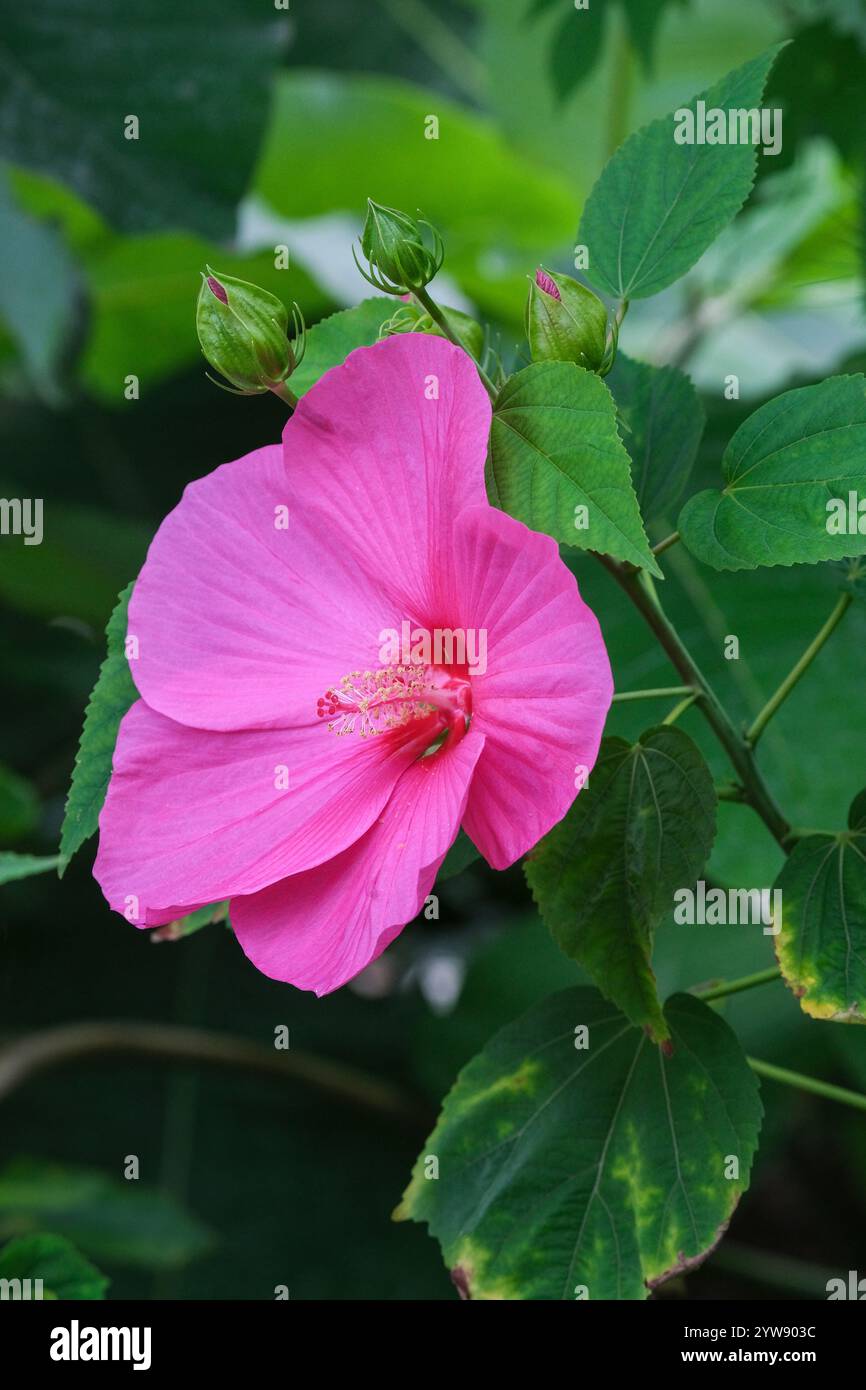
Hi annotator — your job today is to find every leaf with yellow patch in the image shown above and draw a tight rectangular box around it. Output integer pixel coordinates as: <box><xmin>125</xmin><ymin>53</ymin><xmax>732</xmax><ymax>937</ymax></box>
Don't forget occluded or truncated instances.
<box><xmin>396</xmin><ymin>988</ymin><xmax>761</xmax><ymax>1300</ymax></box>
<box><xmin>774</xmin><ymin>790</ymin><xmax>866</xmax><ymax>1023</ymax></box>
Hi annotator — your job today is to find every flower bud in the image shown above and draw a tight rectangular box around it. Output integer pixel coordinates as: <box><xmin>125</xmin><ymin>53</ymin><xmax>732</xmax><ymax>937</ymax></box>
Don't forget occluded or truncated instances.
<box><xmin>355</xmin><ymin>199</ymin><xmax>444</xmax><ymax>294</ymax></box>
<box><xmin>526</xmin><ymin>268</ymin><xmax>608</xmax><ymax>372</ymax></box>
<box><xmin>196</xmin><ymin>267</ymin><xmax>302</xmax><ymax>395</ymax></box>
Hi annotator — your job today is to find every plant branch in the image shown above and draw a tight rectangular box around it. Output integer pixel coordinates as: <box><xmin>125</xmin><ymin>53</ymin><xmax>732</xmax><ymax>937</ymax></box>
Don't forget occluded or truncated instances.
<box><xmin>0</xmin><ymin>1022</ymin><xmax>433</xmax><ymax>1131</ymax></box>
<box><xmin>602</xmin><ymin>297</ymin><xmax>629</xmax><ymax>373</ymax></box>
<box><xmin>716</xmin><ymin>781</ymin><xmax>747</xmax><ymax>802</ymax></box>
<box><xmin>746</xmin><ymin>592</ymin><xmax>852</xmax><ymax>746</ymax></box>
<box><xmin>747</xmin><ymin>1056</ymin><xmax>866</xmax><ymax>1113</ymax></box>
<box><xmin>269</xmin><ymin>380</ymin><xmax>298</xmax><ymax>409</ymax></box>
<box><xmin>413</xmin><ymin>286</ymin><xmax>498</xmax><ymax>399</ymax></box>
<box><xmin>651</xmin><ymin>529</ymin><xmax>680</xmax><ymax>558</ymax></box>
<box><xmin>662</xmin><ymin>691</ymin><xmax>699</xmax><ymax>725</ymax></box>
<box><xmin>611</xmin><ymin>685</ymin><xmax>695</xmax><ymax>702</ymax></box>
<box><xmin>600</xmin><ymin>558</ymin><xmax>790</xmax><ymax>847</ymax></box>
<box><xmin>695</xmin><ymin>966</ymin><xmax>781</xmax><ymax>1002</ymax></box>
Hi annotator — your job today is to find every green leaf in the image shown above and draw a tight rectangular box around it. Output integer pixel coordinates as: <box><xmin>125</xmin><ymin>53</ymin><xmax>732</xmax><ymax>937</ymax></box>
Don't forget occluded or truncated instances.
<box><xmin>0</xmin><ymin>1159</ymin><xmax>212</xmax><ymax>1271</ymax></box>
<box><xmin>0</xmin><ymin>169</ymin><xmax>80</xmax><ymax>402</ymax></box>
<box><xmin>0</xmin><ymin>1</ymin><xmax>288</xmax><ymax>236</ymax></box>
<box><xmin>622</xmin><ymin>0</ymin><xmax>680</xmax><ymax>69</ymax></box>
<box><xmin>608</xmin><ymin>352</ymin><xmax>706</xmax><ymax>521</ymax></box>
<box><xmin>436</xmin><ymin>830</ymin><xmax>480</xmax><ymax>884</ymax></box>
<box><xmin>291</xmin><ymin>300</ymin><xmax>395</xmax><ymax>398</ymax></box>
<box><xmin>396</xmin><ymin>987</ymin><xmax>762</xmax><ymax>1300</ymax></box>
<box><xmin>525</xmin><ymin>727</ymin><xmax>717</xmax><ymax>1041</ymax></box>
<box><xmin>578</xmin><ymin>46</ymin><xmax>784</xmax><ymax>299</ymax></box>
<box><xmin>774</xmin><ymin>791</ymin><xmax>866</xmax><ymax>1024</ymax></box>
<box><xmin>0</xmin><ymin>853</ymin><xmax>62</xmax><ymax>885</ymax></box>
<box><xmin>59</xmin><ymin>583</ymin><xmax>137</xmax><ymax>870</ymax></box>
<box><xmin>487</xmin><ymin>361</ymin><xmax>660</xmax><ymax>573</ymax></box>
<box><xmin>549</xmin><ymin>5</ymin><xmax>606</xmax><ymax>105</ymax></box>
<box><xmin>678</xmin><ymin>375</ymin><xmax>866</xmax><ymax>571</ymax></box>
<box><xmin>0</xmin><ymin>1233</ymin><xmax>108</xmax><ymax>1300</ymax></box>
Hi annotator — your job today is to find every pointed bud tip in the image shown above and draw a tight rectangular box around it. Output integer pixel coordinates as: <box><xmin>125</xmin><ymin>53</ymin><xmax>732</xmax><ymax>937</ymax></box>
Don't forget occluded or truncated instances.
<box><xmin>206</xmin><ymin>274</ymin><xmax>229</xmax><ymax>305</ymax></box>
<box><xmin>535</xmin><ymin>269</ymin><xmax>561</xmax><ymax>300</ymax></box>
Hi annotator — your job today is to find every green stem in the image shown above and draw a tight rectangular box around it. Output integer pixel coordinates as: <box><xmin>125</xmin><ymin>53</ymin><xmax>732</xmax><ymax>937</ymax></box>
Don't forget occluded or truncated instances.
<box><xmin>652</xmin><ymin>529</ymin><xmax>680</xmax><ymax>558</ymax></box>
<box><xmin>696</xmin><ymin>966</ymin><xmax>781</xmax><ymax>1003</ymax></box>
<box><xmin>747</xmin><ymin>1056</ymin><xmax>866</xmax><ymax>1113</ymax></box>
<box><xmin>601</xmin><ymin>297</ymin><xmax>629</xmax><ymax>374</ymax></box>
<box><xmin>373</xmin><ymin>0</ymin><xmax>486</xmax><ymax>104</ymax></box>
<box><xmin>716</xmin><ymin>781</ymin><xmax>747</xmax><ymax>802</ymax></box>
<box><xmin>746</xmin><ymin>592</ymin><xmax>852</xmax><ymax>746</ymax></box>
<box><xmin>269</xmin><ymin>380</ymin><xmax>298</xmax><ymax>409</ymax></box>
<box><xmin>611</xmin><ymin>685</ymin><xmax>695</xmax><ymax>702</ymax></box>
<box><xmin>662</xmin><ymin>691</ymin><xmax>699</xmax><ymax>725</ymax></box>
<box><xmin>784</xmin><ymin>826</ymin><xmax>832</xmax><ymax>844</ymax></box>
<box><xmin>601</xmin><ymin>560</ymin><xmax>790</xmax><ymax>847</ymax></box>
<box><xmin>414</xmin><ymin>286</ymin><xmax>498</xmax><ymax>399</ymax></box>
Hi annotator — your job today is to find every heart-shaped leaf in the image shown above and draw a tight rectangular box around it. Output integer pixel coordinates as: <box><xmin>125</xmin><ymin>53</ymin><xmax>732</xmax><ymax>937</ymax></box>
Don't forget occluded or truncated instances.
<box><xmin>396</xmin><ymin>987</ymin><xmax>762</xmax><ymax>1300</ymax></box>
<box><xmin>679</xmin><ymin>375</ymin><xmax>866</xmax><ymax>571</ymax></box>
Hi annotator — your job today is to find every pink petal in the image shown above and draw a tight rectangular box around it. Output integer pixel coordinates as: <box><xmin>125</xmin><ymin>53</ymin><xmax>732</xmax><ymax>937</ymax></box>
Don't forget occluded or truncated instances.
<box><xmin>206</xmin><ymin>275</ymin><xmax>228</xmax><ymax>304</ymax></box>
<box><xmin>231</xmin><ymin>728</ymin><xmax>485</xmax><ymax>993</ymax></box>
<box><xmin>442</xmin><ymin>505</ymin><xmax>613</xmax><ymax>869</ymax></box>
<box><xmin>94</xmin><ymin>699</ymin><xmax>442</xmax><ymax>922</ymax></box>
<box><xmin>535</xmin><ymin>268</ymin><xmax>561</xmax><ymax>300</ymax></box>
<box><xmin>128</xmin><ymin>335</ymin><xmax>491</xmax><ymax>731</ymax></box>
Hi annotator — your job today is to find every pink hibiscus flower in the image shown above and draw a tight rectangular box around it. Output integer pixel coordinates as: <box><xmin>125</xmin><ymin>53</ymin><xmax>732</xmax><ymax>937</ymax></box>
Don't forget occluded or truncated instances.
<box><xmin>94</xmin><ymin>334</ymin><xmax>613</xmax><ymax>993</ymax></box>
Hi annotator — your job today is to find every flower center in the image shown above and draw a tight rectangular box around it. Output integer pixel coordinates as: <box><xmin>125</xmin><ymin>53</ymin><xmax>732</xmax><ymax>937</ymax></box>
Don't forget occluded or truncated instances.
<box><xmin>317</xmin><ymin>663</ymin><xmax>471</xmax><ymax>746</ymax></box>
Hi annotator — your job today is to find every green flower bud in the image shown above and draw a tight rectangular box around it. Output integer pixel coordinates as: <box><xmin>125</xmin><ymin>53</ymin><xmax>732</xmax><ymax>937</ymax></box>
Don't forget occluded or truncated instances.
<box><xmin>526</xmin><ymin>268</ymin><xmax>608</xmax><ymax>372</ymax></box>
<box><xmin>355</xmin><ymin>199</ymin><xmax>444</xmax><ymax>295</ymax></box>
<box><xmin>196</xmin><ymin>267</ymin><xmax>303</xmax><ymax>396</ymax></box>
